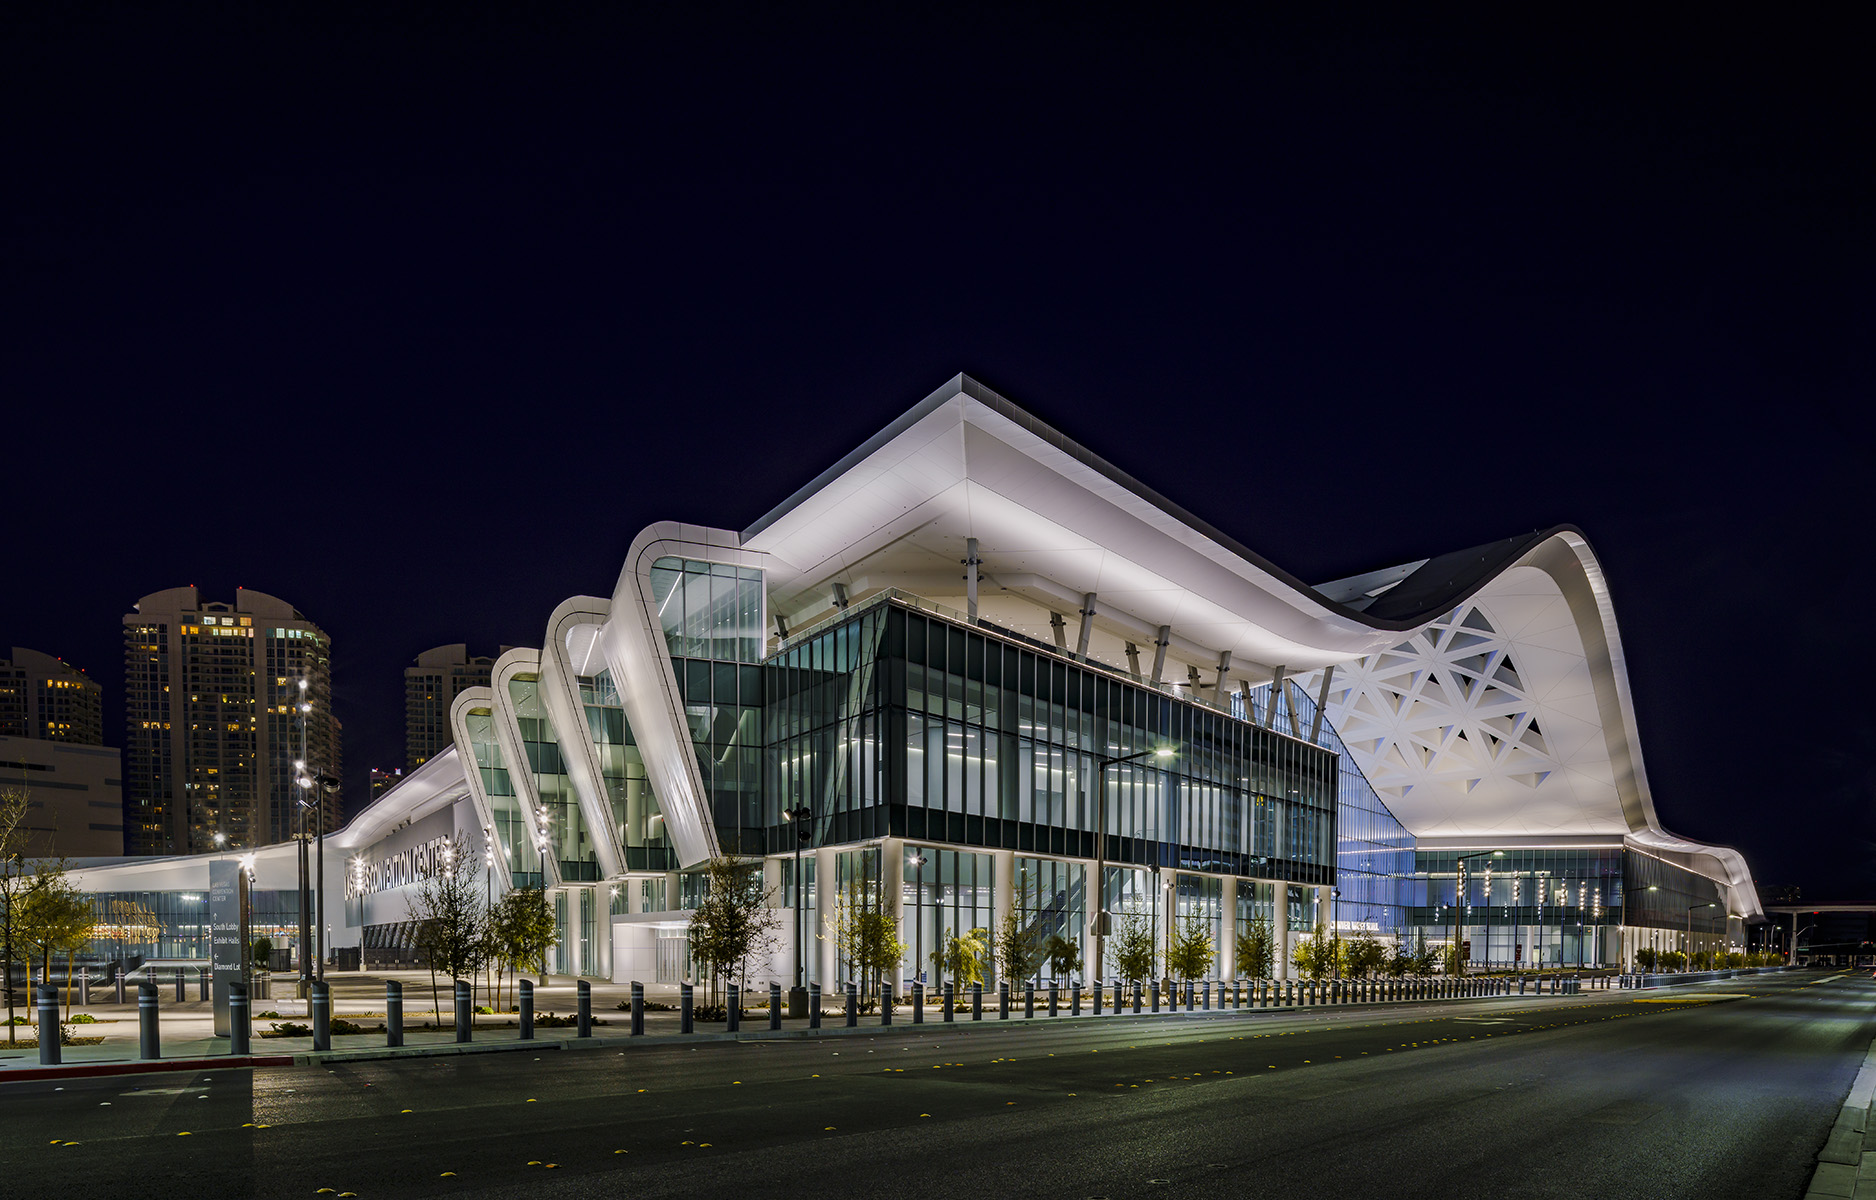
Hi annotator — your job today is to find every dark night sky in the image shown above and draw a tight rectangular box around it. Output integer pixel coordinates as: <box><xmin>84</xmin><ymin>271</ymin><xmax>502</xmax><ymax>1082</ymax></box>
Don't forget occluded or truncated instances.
<box><xmin>3</xmin><ymin>7</ymin><xmax>1869</xmax><ymax>900</ymax></box>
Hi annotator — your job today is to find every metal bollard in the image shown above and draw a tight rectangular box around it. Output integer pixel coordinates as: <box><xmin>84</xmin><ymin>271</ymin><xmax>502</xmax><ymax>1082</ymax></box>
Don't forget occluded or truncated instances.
<box><xmin>845</xmin><ymin>982</ymin><xmax>858</xmax><ymax>1027</ymax></box>
<box><xmin>771</xmin><ymin>982</ymin><xmax>783</xmax><ymax>1031</ymax></box>
<box><xmin>116</xmin><ymin>967</ymin><xmax>126</xmax><ymax>1005</ymax></box>
<box><xmin>880</xmin><ymin>982</ymin><xmax>892</xmax><ymax>1026</ymax></box>
<box><xmin>999</xmin><ymin>981</ymin><xmax>1010</xmax><ymax>1020</ymax></box>
<box><xmin>79</xmin><ymin>970</ymin><xmax>90</xmax><ymax>1007</ymax></box>
<box><xmin>912</xmin><ymin>981</ymin><xmax>924</xmax><ymax>1024</ymax></box>
<box><xmin>175</xmin><ymin>966</ymin><xmax>186</xmax><ymax>1003</ymax></box>
<box><xmin>312</xmin><ymin>979</ymin><xmax>333</xmax><ymax>1051</ymax></box>
<box><xmin>972</xmin><ymin>982</ymin><xmax>983</xmax><ymax>1021</ymax></box>
<box><xmin>1150</xmin><ymin>980</ymin><xmax>1160</xmax><ymax>1013</ymax></box>
<box><xmin>577</xmin><ymin>979</ymin><xmax>592</xmax><ymax>1037</ymax></box>
<box><xmin>229</xmin><ymin>982</ymin><xmax>250</xmax><ymax>1056</ymax></box>
<box><xmin>1203</xmin><ymin>981</ymin><xmax>1211</xmax><ymax>1011</ymax></box>
<box><xmin>386</xmin><ymin>980</ymin><xmax>404</xmax><ymax>1047</ymax></box>
<box><xmin>631</xmin><ymin>981</ymin><xmax>645</xmax><ymax>1036</ymax></box>
<box><xmin>943</xmin><ymin>981</ymin><xmax>955</xmax><ymax>1022</ymax></box>
<box><xmin>452</xmin><ymin>979</ymin><xmax>470</xmax><ymax>1043</ymax></box>
<box><xmin>519</xmin><ymin>978</ymin><xmax>535</xmax><ymax>1040</ymax></box>
<box><xmin>808</xmin><ymin>982</ymin><xmax>821</xmax><ymax>1030</ymax></box>
<box><xmin>1093</xmin><ymin>978</ymin><xmax>1104</xmax><ymax>1015</ymax></box>
<box><xmin>1049</xmin><ymin>982</ymin><xmax>1059</xmax><ymax>1017</ymax></box>
<box><xmin>1133</xmin><ymin>980</ymin><xmax>1143</xmax><ymax>1014</ymax></box>
<box><xmin>680</xmin><ymin>982</ymin><xmax>694</xmax><ymax>1033</ymax></box>
<box><xmin>1024</xmin><ymin>984</ymin><xmax>1034</xmax><ymax>1019</ymax></box>
<box><xmin>198</xmin><ymin>966</ymin><xmax>210</xmax><ymax>1002</ymax></box>
<box><xmin>139</xmin><ymin>981</ymin><xmax>161</xmax><ymax>1059</ymax></box>
<box><xmin>727</xmin><ymin>983</ymin><xmax>740</xmax><ymax>1033</ymax></box>
<box><xmin>1071</xmin><ymin>982</ymin><xmax>1080</xmax><ymax>1016</ymax></box>
<box><xmin>37</xmin><ymin>982</ymin><xmax>60</xmax><ymax>1065</ymax></box>
<box><xmin>1186</xmin><ymin>981</ymin><xmax>1195</xmax><ymax>1011</ymax></box>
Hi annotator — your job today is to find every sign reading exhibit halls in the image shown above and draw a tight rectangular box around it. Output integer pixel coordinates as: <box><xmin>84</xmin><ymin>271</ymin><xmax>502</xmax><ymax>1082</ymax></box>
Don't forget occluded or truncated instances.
<box><xmin>209</xmin><ymin>858</ymin><xmax>249</xmax><ymax>1037</ymax></box>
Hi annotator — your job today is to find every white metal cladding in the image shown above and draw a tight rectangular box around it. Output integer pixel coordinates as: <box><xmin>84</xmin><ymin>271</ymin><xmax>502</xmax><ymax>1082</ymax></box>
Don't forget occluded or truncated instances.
<box><xmin>491</xmin><ymin>648</ymin><xmax>564</xmax><ymax>890</ymax></box>
<box><xmin>1304</xmin><ymin>529</ymin><xmax>1759</xmax><ymax>920</ymax></box>
<box><xmin>446</xmin><ymin>686</ymin><xmax>508</xmax><ymax>892</ymax></box>
<box><xmin>541</xmin><ymin>597</ymin><xmax>624</xmax><ymax>880</ymax></box>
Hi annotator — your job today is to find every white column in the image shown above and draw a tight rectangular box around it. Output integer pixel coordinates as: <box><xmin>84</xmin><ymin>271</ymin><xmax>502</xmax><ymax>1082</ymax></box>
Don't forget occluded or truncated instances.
<box><xmin>814</xmin><ymin>844</ymin><xmax>837</xmax><ymax>987</ymax></box>
<box><xmin>992</xmin><ymin>849</ymin><xmax>1015</xmax><ymax>985</ymax></box>
<box><xmin>1273</xmin><ymin>883</ymin><xmax>1290</xmax><ymax>981</ymax></box>
<box><xmin>882</xmin><ymin>837</ymin><xmax>906</xmax><ymax>991</ymax></box>
<box><xmin>1316</xmin><ymin>885</ymin><xmax>1334</xmax><ymax>935</ymax></box>
<box><xmin>1220</xmin><ymin>876</ymin><xmax>1239</xmax><ymax>979</ymax></box>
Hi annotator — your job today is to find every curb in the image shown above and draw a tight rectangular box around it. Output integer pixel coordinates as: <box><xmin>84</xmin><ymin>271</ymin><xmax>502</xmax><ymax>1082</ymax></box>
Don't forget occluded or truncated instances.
<box><xmin>0</xmin><ymin>1055</ymin><xmax>294</xmax><ymax>1085</ymax></box>
<box><xmin>1806</xmin><ymin>1033</ymin><xmax>1876</xmax><ymax>1199</ymax></box>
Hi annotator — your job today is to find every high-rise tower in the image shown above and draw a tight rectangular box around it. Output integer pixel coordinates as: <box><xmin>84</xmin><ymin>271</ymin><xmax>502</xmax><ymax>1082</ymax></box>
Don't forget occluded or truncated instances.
<box><xmin>122</xmin><ymin>587</ymin><xmax>341</xmax><ymax>855</ymax></box>
<box><xmin>0</xmin><ymin>647</ymin><xmax>105</xmax><ymax>744</ymax></box>
<box><xmin>404</xmin><ymin>644</ymin><xmax>496</xmax><ymax>770</ymax></box>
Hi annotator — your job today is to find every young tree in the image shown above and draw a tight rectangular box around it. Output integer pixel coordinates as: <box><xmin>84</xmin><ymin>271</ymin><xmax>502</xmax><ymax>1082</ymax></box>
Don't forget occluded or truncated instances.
<box><xmin>491</xmin><ymin>883</ymin><xmax>557</xmax><ymax>1004</ymax></box>
<box><xmin>1236</xmin><ymin>916</ymin><xmax>1274</xmax><ymax>979</ymax></box>
<box><xmin>1440</xmin><ymin>940</ymin><xmax>1463</xmax><ymax>977</ymax></box>
<box><xmin>930</xmin><ymin>927</ymin><xmax>989</xmax><ymax>991</ymax></box>
<box><xmin>409</xmin><ymin>838</ymin><xmax>487</xmax><ymax>1022</ymax></box>
<box><xmin>1042</xmin><ymin>933</ymin><xmax>1082</xmax><ymax>982</ymax></box>
<box><xmin>1112</xmin><ymin>909</ymin><xmax>1158</xmax><ymax>983</ymax></box>
<box><xmin>687</xmin><ymin>856</ymin><xmax>780</xmax><ymax>1013</ymax></box>
<box><xmin>1165</xmin><ymin>917</ymin><xmax>1215</xmax><ymax>983</ymax></box>
<box><xmin>820</xmin><ymin>879</ymin><xmax>907</xmax><ymax>1005</ymax></box>
<box><xmin>1344</xmin><ymin>931</ymin><xmax>1387</xmax><ymax>979</ymax></box>
<box><xmin>15</xmin><ymin>865</ymin><xmax>90</xmax><ymax>1010</ymax></box>
<box><xmin>993</xmin><ymin>907</ymin><xmax>1039</xmax><ymax>987</ymax></box>
<box><xmin>0</xmin><ymin>787</ymin><xmax>54</xmax><ymax>1044</ymax></box>
<box><xmin>1292</xmin><ymin>922</ymin><xmax>1340</xmax><ymax>980</ymax></box>
<box><xmin>1410</xmin><ymin>930</ymin><xmax>1439</xmax><ymax>976</ymax></box>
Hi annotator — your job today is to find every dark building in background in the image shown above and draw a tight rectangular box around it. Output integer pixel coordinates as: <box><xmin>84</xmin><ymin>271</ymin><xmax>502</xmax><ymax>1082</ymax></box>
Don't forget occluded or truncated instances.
<box><xmin>405</xmin><ymin>644</ymin><xmax>497</xmax><ymax>770</ymax></box>
<box><xmin>0</xmin><ymin>646</ymin><xmax>105</xmax><ymax>744</ymax></box>
<box><xmin>122</xmin><ymin>587</ymin><xmax>341</xmax><ymax>855</ymax></box>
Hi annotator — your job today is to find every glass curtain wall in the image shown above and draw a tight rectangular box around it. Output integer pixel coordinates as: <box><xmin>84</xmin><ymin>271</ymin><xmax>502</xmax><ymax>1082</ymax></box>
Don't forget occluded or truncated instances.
<box><xmin>902</xmin><ymin>845</ymin><xmax>994</xmax><ymax>989</ymax></box>
<box><xmin>507</xmin><ymin>676</ymin><xmax>598</xmax><ymax>881</ymax></box>
<box><xmin>579</xmin><ymin>669</ymin><xmax>674</xmax><ymax>872</ymax></box>
<box><xmin>463</xmin><ymin>707</ymin><xmax>543</xmax><ymax>888</ymax></box>
<box><xmin>1245</xmin><ymin>679</ymin><xmax>1417</xmax><ymax>939</ymax></box>
<box><xmin>1415</xmin><ymin>848</ymin><xmax>1629</xmax><ymax>968</ymax></box>
<box><xmin>1015</xmin><ymin>856</ymin><xmax>1087</xmax><ymax>982</ymax></box>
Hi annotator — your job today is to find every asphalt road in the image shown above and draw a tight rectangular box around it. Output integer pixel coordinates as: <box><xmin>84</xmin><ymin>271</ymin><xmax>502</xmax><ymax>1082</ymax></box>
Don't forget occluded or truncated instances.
<box><xmin>3</xmin><ymin>971</ymin><xmax>1867</xmax><ymax>1200</ymax></box>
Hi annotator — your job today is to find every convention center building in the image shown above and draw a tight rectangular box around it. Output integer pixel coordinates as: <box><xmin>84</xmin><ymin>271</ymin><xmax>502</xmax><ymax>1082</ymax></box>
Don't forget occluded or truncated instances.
<box><xmin>67</xmin><ymin>375</ymin><xmax>1759</xmax><ymax>984</ymax></box>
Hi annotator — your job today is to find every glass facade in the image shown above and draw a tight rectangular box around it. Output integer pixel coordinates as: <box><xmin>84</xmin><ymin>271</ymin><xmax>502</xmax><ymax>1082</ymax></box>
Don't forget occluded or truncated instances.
<box><xmin>462</xmin><ymin>706</ymin><xmax>543</xmax><ymax>888</ymax></box>
<box><xmin>1242</xmin><ymin>679</ymin><xmax>1417</xmax><ymax>938</ymax></box>
<box><xmin>507</xmin><ymin>675</ymin><xmax>599</xmax><ymax>881</ymax></box>
<box><xmin>764</xmin><ymin>599</ymin><xmax>1338</xmax><ymax>882</ymax></box>
<box><xmin>84</xmin><ymin>888</ymin><xmax>302</xmax><ymax>961</ymax></box>
<box><xmin>578</xmin><ymin>669</ymin><xmax>674</xmax><ymax>872</ymax></box>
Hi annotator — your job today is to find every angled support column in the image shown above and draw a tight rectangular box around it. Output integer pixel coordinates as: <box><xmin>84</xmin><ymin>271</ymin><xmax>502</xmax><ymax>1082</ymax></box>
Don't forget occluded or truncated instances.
<box><xmin>1308</xmin><ymin>666</ymin><xmax>1336</xmax><ymax>745</ymax></box>
<box><xmin>1076</xmin><ymin>593</ymin><xmax>1098</xmax><ymax>658</ymax></box>
<box><xmin>1124</xmin><ymin>643</ymin><xmax>1141</xmax><ymax>675</ymax></box>
<box><xmin>775</xmin><ymin>613</ymin><xmax>790</xmax><ymax>640</ymax></box>
<box><xmin>1263</xmin><ymin>666</ymin><xmax>1287</xmax><ymax>729</ymax></box>
<box><xmin>963</xmin><ymin>538</ymin><xmax>981</xmax><ymax>622</ymax></box>
<box><xmin>1211</xmin><ymin>651</ymin><xmax>1233</xmax><ymax>707</ymax></box>
<box><xmin>1151</xmin><ymin>625</ymin><xmax>1171</xmax><ymax>684</ymax></box>
<box><xmin>832</xmin><ymin>582</ymin><xmax>849</xmax><ymax>610</ymax></box>
<box><xmin>1049</xmin><ymin>612</ymin><xmax>1067</xmax><ymax>651</ymax></box>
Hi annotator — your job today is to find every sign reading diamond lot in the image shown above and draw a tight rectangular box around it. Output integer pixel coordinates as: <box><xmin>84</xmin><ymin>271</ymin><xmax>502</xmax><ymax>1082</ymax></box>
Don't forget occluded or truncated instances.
<box><xmin>209</xmin><ymin>857</ymin><xmax>249</xmax><ymax>1038</ymax></box>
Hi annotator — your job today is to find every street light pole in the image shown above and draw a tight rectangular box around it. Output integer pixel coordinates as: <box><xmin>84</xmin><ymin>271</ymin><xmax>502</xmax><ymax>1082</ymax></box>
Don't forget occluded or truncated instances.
<box><xmin>1091</xmin><ymin>745</ymin><xmax>1175</xmax><ymax>985</ymax></box>
<box><xmin>1451</xmin><ymin>850</ymin><xmax>1502</xmax><ymax>974</ymax></box>
<box><xmin>1621</xmin><ymin>884</ymin><xmax>1659</xmax><ymax>971</ymax></box>
<box><xmin>1687</xmin><ymin>901</ymin><xmax>1718</xmax><ymax>969</ymax></box>
<box><xmin>783</xmin><ymin>803</ymin><xmax>812</xmax><ymax>1016</ymax></box>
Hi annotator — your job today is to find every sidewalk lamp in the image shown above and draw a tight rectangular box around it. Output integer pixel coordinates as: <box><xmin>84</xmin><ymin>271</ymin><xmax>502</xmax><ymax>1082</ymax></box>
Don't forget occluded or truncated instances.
<box><xmin>1091</xmin><ymin>745</ymin><xmax>1175</xmax><ymax>983</ymax></box>
<box><xmin>782</xmin><ymin>802</ymin><xmax>813</xmax><ymax>1016</ymax></box>
<box><xmin>1622</xmin><ymin>884</ymin><xmax>1658</xmax><ymax>970</ymax></box>
<box><xmin>1451</xmin><ymin>851</ymin><xmax>1502</xmax><ymax>973</ymax></box>
<box><xmin>1687</xmin><ymin>901</ymin><xmax>1718</xmax><ymax>968</ymax></box>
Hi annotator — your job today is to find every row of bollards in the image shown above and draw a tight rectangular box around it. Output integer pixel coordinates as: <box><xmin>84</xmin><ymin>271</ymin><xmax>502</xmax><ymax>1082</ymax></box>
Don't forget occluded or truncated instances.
<box><xmin>29</xmin><ymin>968</ymin><xmax>1586</xmax><ymax>1068</ymax></box>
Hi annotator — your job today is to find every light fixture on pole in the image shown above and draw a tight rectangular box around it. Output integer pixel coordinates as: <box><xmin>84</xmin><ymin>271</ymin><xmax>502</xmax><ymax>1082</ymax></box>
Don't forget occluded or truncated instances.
<box><xmin>1687</xmin><ymin>900</ymin><xmax>1718</xmax><ymax>970</ymax></box>
<box><xmin>1621</xmin><ymin>883</ymin><xmax>1658</xmax><ymax>971</ymax></box>
<box><xmin>1451</xmin><ymin>850</ymin><xmax>1502</xmax><ymax>974</ymax></box>
<box><xmin>782</xmin><ymin>802</ymin><xmax>812</xmax><ymax>1017</ymax></box>
<box><xmin>1091</xmin><ymin>744</ymin><xmax>1175</xmax><ymax>985</ymax></box>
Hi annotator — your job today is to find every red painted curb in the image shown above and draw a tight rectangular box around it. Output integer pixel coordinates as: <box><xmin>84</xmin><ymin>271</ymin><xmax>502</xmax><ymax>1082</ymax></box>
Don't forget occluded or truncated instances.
<box><xmin>0</xmin><ymin>1055</ymin><xmax>294</xmax><ymax>1084</ymax></box>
